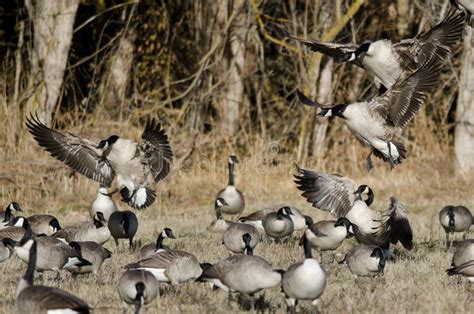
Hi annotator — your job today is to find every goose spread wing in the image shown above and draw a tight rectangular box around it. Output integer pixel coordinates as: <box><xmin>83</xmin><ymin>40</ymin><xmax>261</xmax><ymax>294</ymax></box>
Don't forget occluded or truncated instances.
<box><xmin>294</xmin><ymin>167</ymin><xmax>357</xmax><ymax>218</ymax></box>
<box><xmin>141</xmin><ymin>119</ymin><xmax>173</xmax><ymax>183</ymax></box>
<box><xmin>291</xmin><ymin>38</ymin><xmax>359</xmax><ymax>63</ymax></box>
<box><xmin>26</xmin><ymin>114</ymin><xmax>114</xmax><ymax>187</ymax></box>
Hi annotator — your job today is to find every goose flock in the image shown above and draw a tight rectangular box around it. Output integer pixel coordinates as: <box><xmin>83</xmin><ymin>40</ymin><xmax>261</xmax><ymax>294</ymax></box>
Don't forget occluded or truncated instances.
<box><xmin>1</xmin><ymin>3</ymin><xmax>473</xmax><ymax>314</ymax></box>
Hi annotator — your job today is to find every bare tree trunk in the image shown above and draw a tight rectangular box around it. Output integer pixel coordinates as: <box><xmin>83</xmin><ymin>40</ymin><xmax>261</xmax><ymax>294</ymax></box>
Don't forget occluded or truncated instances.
<box><xmin>312</xmin><ymin>59</ymin><xmax>333</xmax><ymax>157</ymax></box>
<box><xmin>454</xmin><ymin>28</ymin><xmax>474</xmax><ymax>174</ymax></box>
<box><xmin>396</xmin><ymin>0</ymin><xmax>410</xmax><ymax>37</ymax></box>
<box><xmin>25</xmin><ymin>0</ymin><xmax>79</xmax><ymax>125</ymax></box>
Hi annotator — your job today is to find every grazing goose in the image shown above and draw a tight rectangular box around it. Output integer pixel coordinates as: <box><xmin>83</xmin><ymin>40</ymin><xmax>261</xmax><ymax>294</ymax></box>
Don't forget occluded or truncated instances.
<box><xmin>446</xmin><ymin>239</ymin><xmax>474</xmax><ymax>282</ymax></box>
<box><xmin>439</xmin><ymin>205</ymin><xmax>472</xmax><ymax>249</ymax></box>
<box><xmin>294</xmin><ymin>167</ymin><xmax>413</xmax><ymax>251</ymax></box>
<box><xmin>108</xmin><ymin>210</ymin><xmax>139</xmax><ymax>249</ymax></box>
<box><xmin>90</xmin><ymin>186</ymin><xmax>118</xmax><ymax>221</ymax></box>
<box><xmin>1</xmin><ymin>202</ymin><xmax>22</xmax><ymax>230</ymax></box>
<box><xmin>26</xmin><ymin>114</ymin><xmax>173</xmax><ymax>209</ymax></box>
<box><xmin>304</xmin><ymin>217</ymin><xmax>354</xmax><ymax>254</ymax></box>
<box><xmin>139</xmin><ymin>228</ymin><xmax>175</xmax><ymax>259</ymax></box>
<box><xmin>208</xmin><ymin>198</ymin><xmax>233</xmax><ymax>233</ymax></box>
<box><xmin>0</xmin><ymin>238</ymin><xmax>15</xmax><ymax>262</ymax></box>
<box><xmin>68</xmin><ymin>241</ymin><xmax>112</xmax><ymax>274</ymax></box>
<box><xmin>452</xmin><ymin>0</ymin><xmax>474</xmax><ymax>26</ymax></box>
<box><xmin>223</xmin><ymin>223</ymin><xmax>261</xmax><ymax>254</ymax></box>
<box><xmin>286</xmin><ymin>9</ymin><xmax>464</xmax><ymax>92</ymax></box>
<box><xmin>282</xmin><ymin>231</ymin><xmax>326</xmax><ymax>314</ymax></box>
<box><xmin>297</xmin><ymin>56</ymin><xmax>443</xmax><ymax>170</ymax></box>
<box><xmin>118</xmin><ymin>270</ymin><xmax>158</xmax><ymax>313</ymax></box>
<box><xmin>215</xmin><ymin>156</ymin><xmax>245</xmax><ymax>215</ymax></box>
<box><xmin>345</xmin><ymin>244</ymin><xmax>386</xmax><ymax>277</ymax></box>
<box><xmin>263</xmin><ymin>207</ymin><xmax>295</xmax><ymax>240</ymax></box>
<box><xmin>0</xmin><ymin>217</ymin><xmax>35</xmax><ymax>241</ymax></box>
<box><xmin>53</xmin><ymin>212</ymin><xmax>111</xmax><ymax>244</ymax></box>
<box><xmin>240</xmin><ymin>205</ymin><xmax>308</xmax><ymax>232</ymax></box>
<box><xmin>125</xmin><ymin>249</ymin><xmax>203</xmax><ymax>285</ymax></box>
<box><xmin>15</xmin><ymin>239</ymin><xmax>91</xmax><ymax>313</ymax></box>
<box><xmin>27</xmin><ymin>214</ymin><xmax>61</xmax><ymax>236</ymax></box>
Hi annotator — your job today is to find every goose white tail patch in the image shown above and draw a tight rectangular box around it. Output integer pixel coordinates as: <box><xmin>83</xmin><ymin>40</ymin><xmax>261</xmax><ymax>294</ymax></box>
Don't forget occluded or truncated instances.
<box><xmin>63</xmin><ymin>257</ymin><xmax>82</xmax><ymax>269</ymax></box>
<box><xmin>47</xmin><ymin>309</ymin><xmax>81</xmax><ymax>314</ymax></box>
<box><xmin>388</xmin><ymin>142</ymin><xmax>400</xmax><ymax>159</ymax></box>
<box><xmin>132</xmin><ymin>187</ymin><xmax>148</xmax><ymax>207</ymax></box>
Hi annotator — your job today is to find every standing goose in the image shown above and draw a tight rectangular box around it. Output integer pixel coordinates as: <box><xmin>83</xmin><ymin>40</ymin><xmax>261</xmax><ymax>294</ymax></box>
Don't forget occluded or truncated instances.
<box><xmin>294</xmin><ymin>167</ymin><xmax>413</xmax><ymax>251</ymax></box>
<box><xmin>118</xmin><ymin>270</ymin><xmax>158</xmax><ymax>313</ymax></box>
<box><xmin>90</xmin><ymin>186</ymin><xmax>118</xmax><ymax>221</ymax></box>
<box><xmin>139</xmin><ymin>227</ymin><xmax>176</xmax><ymax>259</ymax></box>
<box><xmin>282</xmin><ymin>231</ymin><xmax>326</xmax><ymax>314</ymax></box>
<box><xmin>1</xmin><ymin>202</ymin><xmax>22</xmax><ymax>230</ymax></box>
<box><xmin>108</xmin><ymin>210</ymin><xmax>139</xmax><ymax>249</ymax></box>
<box><xmin>223</xmin><ymin>223</ymin><xmax>261</xmax><ymax>254</ymax></box>
<box><xmin>26</xmin><ymin>115</ymin><xmax>173</xmax><ymax>209</ymax></box>
<box><xmin>285</xmin><ymin>9</ymin><xmax>464</xmax><ymax>92</ymax></box>
<box><xmin>27</xmin><ymin>214</ymin><xmax>61</xmax><ymax>236</ymax></box>
<box><xmin>345</xmin><ymin>244</ymin><xmax>386</xmax><ymax>277</ymax></box>
<box><xmin>67</xmin><ymin>241</ymin><xmax>112</xmax><ymax>274</ymax></box>
<box><xmin>215</xmin><ymin>156</ymin><xmax>245</xmax><ymax>216</ymax></box>
<box><xmin>240</xmin><ymin>206</ymin><xmax>309</xmax><ymax>232</ymax></box>
<box><xmin>263</xmin><ymin>207</ymin><xmax>295</xmax><ymax>240</ymax></box>
<box><xmin>446</xmin><ymin>239</ymin><xmax>474</xmax><ymax>282</ymax></box>
<box><xmin>208</xmin><ymin>198</ymin><xmax>233</xmax><ymax>233</ymax></box>
<box><xmin>53</xmin><ymin>212</ymin><xmax>111</xmax><ymax>244</ymax></box>
<box><xmin>16</xmin><ymin>239</ymin><xmax>91</xmax><ymax>313</ymax></box>
<box><xmin>304</xmin><ymin>217</ymin><xmax>354</xmax><ymax>256</ymax></box>
<box><xmin>439</xmin><ymin>205</ymin><xmax>472</xmax><ymax>249</ymax></box>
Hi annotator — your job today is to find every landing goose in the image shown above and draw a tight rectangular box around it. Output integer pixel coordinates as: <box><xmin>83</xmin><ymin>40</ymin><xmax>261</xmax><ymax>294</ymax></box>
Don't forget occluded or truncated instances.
<box><xmin>282</xmin><ymin>231</ymin><xmax>326</xmax><ymax>314</ymax></box>
<box><xmin>1</xmin><ymin>202</ymin><xmax>22</xmax><ymax>230</ymax></box>
<box><xmin>67</xmin><ymin>241</ymin><xmax>112</xmax><ymax>274</ymax></box>
<box><xmin>26</xmin><ymin>115</ymin><xmax>173</xmax><ymax>209</ymax></box>
<box><xmin>297</xmin><ymin>56</ymin><xmax>443</xmax><ymax>170</ymax></box>
<box><xmin>208</xmin><ymin>198</ymin><xmax>233</xmax><ymax>233</ymax></box>
<box><xmin>345</xmin><ymin>244</ymin><xmax>386</xmax><ymax>277</ymax></box>
<box><xmin>223</xmin><ymin>223</ymin><xmax>261</xmax><ymax>254</ymax></box>
<box><xmin>90</xmin><ymin>186</ymin><xmax>118</xmax><ymax>221</ymax></box>
<box><xmin>139</xmin><ymin>227</ymin><xmax>175</xmax><ymax>259</ymax></box>
<box><xmin>118</xmin><ymin>270</ymin><xmax>158</xmax><ymax>313</ymax></box>
<box><xmin>263</xmin><ymin>207</ymin><xmax>294</xmax><ymax>240</ymax></box>
<box><xmin>53</xmin><ymin>212</ymin><xmax>111</xmax><ymax>244</ymax></box>
<box><xmin>451</xmin><ymin>0</ymin><xmax>474</xmax><ymax>26</ymax></box>
<box><xmin>215</xmin><ymin>156</ymin><xmax>245</xmax><ymax>215</ymax></box>
<box><xmin>108</xmin><ymin>210</ymin><xmax>139</xmax><ymax>249</ymax></box>
<box><xmin>27</xmin><ymin>214</ymin><xmax>61</xmax><ymax>236</ymax></box>
<box><xmin>286</xmin><ymin>9</ymin><xmax>464</xmax><ymax>92</ymax></box>
<box><xmin>294</xmin><ymin>166</ymin><xmax>413</xmax><ymax>251</ymax></box>
<box><xmin>15</xmin><ymin>239</ymin><xmax>91</xmax><ymax>313</ymax></box>
<box><xmin>439</xmin><ymin>205</ymin><xmax>472</xmax><ymax>249</ymax></box>
<box><xmin>446</xmin><ymin>239</ymin><xmax>474</xmax><ymax>282</ymax></box>
<box><xmin>304</xmin><ymin>217</ymin><xmax>354</xmax><ymax>253</ymax></box>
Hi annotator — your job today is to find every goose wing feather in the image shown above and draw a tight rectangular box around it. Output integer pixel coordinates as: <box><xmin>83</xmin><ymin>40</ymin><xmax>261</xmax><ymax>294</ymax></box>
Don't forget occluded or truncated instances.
<box><xmin>141</xmin><ymin>119</ymin><xmax>173</xmax><ymax>183</ymax></box>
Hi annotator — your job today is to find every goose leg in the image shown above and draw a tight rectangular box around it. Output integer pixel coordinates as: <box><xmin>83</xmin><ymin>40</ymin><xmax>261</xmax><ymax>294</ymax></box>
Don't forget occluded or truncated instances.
<box><xmin>286</xmin><ymin>298</ymin><xmax>296</xmax><ymax>314</ymax></box>
<box><xmin>366</xmin><ymin>150</ymin><xmax>374</xmax><ymax>171</ymax></box>
<box><xmin>445</xmin><ymin>232</ymin><xmax>449</xmax><ymax>251</ymax></box>
<box><xmin>129</xmin><ymin>237</ymin><xmax>134</xmax><ymax>250</ymax></box>
<box><xmin>227</xmin><ymin>291</ymin><xmax>232</xmax><ymax>308</ymax></box>
<box><xmin>449</xmin><ymin>232</ymin><xmax>454</xmax><ymax>250</ymax></box>
<box><xmin>311</xmin><ymin>299</ymin><xmax>320</xmax><ymax>314</ymax></box>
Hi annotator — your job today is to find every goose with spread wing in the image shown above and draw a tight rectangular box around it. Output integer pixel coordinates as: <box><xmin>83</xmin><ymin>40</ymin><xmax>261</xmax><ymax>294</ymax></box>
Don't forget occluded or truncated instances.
<box><xmin>294</xmin><ymin>166</ymin><xmax>413</xmax><ymax>251</ymax></box>
<box><xmin>297</xmin><ymin>56</ymin><xmax>442</xmax><ymax>170</ymax></box>
<box><xmin>26</xmin><ymin>114</ymin><xmax>173</xmax><ymax>209</ymax></box>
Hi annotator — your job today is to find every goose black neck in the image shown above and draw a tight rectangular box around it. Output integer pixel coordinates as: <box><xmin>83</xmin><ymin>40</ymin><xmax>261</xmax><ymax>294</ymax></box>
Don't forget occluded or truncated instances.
<box><xmin>303</xmin><ymin>235</ymin><xmax>312</xmax><ymax>259</ymax></box>
<box><xmin>227</xmin><ymin>161</ymin><xmax>234</xmax><ymax>186</ymax></box>
<box><xmin>19</xmin><ymin>220</ymin><xmax>32</xmax><ymax>245</ymax></box>
<box><xmin>155</xmin><ymin>234</ymin><xmax>164</xmax><ymax>250</ymax></box>
<box><xmin>94</xmin><ymin>218</ymin><xmax>104</xmax><ymax>228</ymax></box>
<box><xmin>4</xmin><ymin>207</ymin><xmax>12</xmax><ymax>222</ymax></box>
<box><xmin>24</xmin><ymin>240</ymin><xmax>37</xmax><ymax>285</ymax></box>
<box><xmin>215</xmin><ymin>208</ymin><xmax>223</xmax><ymax>220</ymax></box>
<box><xmin>365</xmin><ymin>189</ymin><xmax>374</xmax><ymax>206</ymax></box>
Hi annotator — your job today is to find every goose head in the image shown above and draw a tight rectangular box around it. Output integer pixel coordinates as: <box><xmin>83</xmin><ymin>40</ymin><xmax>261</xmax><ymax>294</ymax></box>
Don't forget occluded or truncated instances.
<box><xmin>93</xmin><ymin>212</ymin><xmax>106</xmax><ymax>228</ymax></box>
<box><xmin>97</xmin><ymin>135</ymin><xmax>119</xmax><ymax>150</ymax></box>
<box><xmin>317</xmin><ymin>104</ymin><xmax>348</xmax><ymax>118</ymax></box>
<box><xmin>370</xmin><ymin>247</ymin><xmax>386</xmax><ymax>274</ymax></box>
<box><xmin>354</xmin><ymin>185</ymin><xmax>374</xmax><ymax>206</ymax></box>
<box><xmin>347</xmin><ymin>41</ymin><xmax>372</xmax><ymax>62</ymax></box>
<box><xmin>346</xmin><ymin>221</ymin><xmax>360</xmax><ymax>238</ymax></box>
<box><xmin>161</xmin><ymin>228</ymin><xmax>175</xmax><ymax>239</ymax></box>
<box><xmin>277</xmin><ymin>206</ymin><xmax>293</xmax><ymax>219</ymax></box>
<box><xmin>304</xmin><ymin>215</ymin><xmax>314</xmax><ymax>227</ymax></box>
<box><xmin>242</xmin><ymin>233</ymin><xmax>253</xmax><ymax>256</ymax></box>
<box><xmin>228</xmin><ymin>155</ymin><xmax>239</xmax><ymax>164</ymax></box>
<box><xmin>49</xmin><ymin>218</ymin><xmax>61</xmax><ymax>233</ymax></box>
<box><xmin>335</xmin><ymin>217</ymin><xmax>352</xmax><ymax>236</ymax></box>
<box><xmin>7</xmin><ymin>202</ymin><xmax>22</xmax><ymax>213</ymax></box>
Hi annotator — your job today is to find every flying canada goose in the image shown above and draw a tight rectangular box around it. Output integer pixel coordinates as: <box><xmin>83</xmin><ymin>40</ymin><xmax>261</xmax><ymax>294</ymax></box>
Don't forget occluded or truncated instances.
<box><xmin>285</xmin><ymin>9</ymin><xmax>464</xmax><ymax>93</ymax></box>
<box><xmin>67</xmin><ymin>241</ymin><xmax>112</xmax><ymax>274</ymax></box>
<box><xmin>451</xmin><ymin>0</ymin><xmax>474</xmax><ymax>26</ymax></box>
<box><xmin>345</xmin><ymin>244</ymin><xmax>386</xmax><ymax>277</ymax></box>
<box><xmin>53</xmin><ymin>212</ymin><xmax>111</xmax><ymax>244</ymax></box>
<box><xmin>1</xmin><ymin>202</ymin><xmax>22</xmax><ymax>230</ymax></box>
<box><xmin>446</xmin><ymin>239</ymin><xmax>474</xmax><ymax>282</ymax></box>
<box><xmin>282</xmin><ymin>231</ymin><xmax>326</xmax><ymax>314</ymax></box>
<box><xmin>263</xmin><ymin>207</ymin><xmax>295</xmax><ymax>240</ymax></box>
<box><xmin>0</xmin><ymin>217</ymin><xmax>35</xmax><ymax>242</ymax></box>
<box><xmin>297</xmin><ymin>57</ymin><xmax>443</xmax><ymax>170</ymax></box>
<box><xmin>215</xmin><ymin>156</ymin><xmax>245</xmax><ymax>216</ymax></box>
<box><xmin>199</xmin><ymin>234</ymin><xmax>282</xmax><ymax>310</ymax></box>
<box><xmin>239</xmin><ymin>206</ymin><xmax>309</xmax><ymax>232</ymax></box>
<box><xmin>26</xmin><ymin>114</ymin><xmax>173</xmax><ymax>209</ymax></box>
<box><xmin>439</xmin><ymin>205</ymin><xmax>472</xmax><ymax>250</ymax></box>
<box><xmin>90</xmin><ymin>186</ymin><xmax>118</xmax><ymax>221</ymax></box>
<box><xmin>118</xmin><ymin>270</ymin><xmax>158</xmax><ymax>313</ymax></box>
<box><xmin>16</xmin><ymin>239</ymin><xmax>91</xmax><ymax>313</ymax></box>
<box><xmin>223</xmin><ymin>223</ymin><xmax>261</xmax><ymax>254</ymax></box>
<box><xmin>294</xmin><ymin>167</ymin><xmax>413</xmax><ymax>251</ymax></box>
<box><xmin>125</xmin><ymin>249</ymin><xmax>203</xmax><ymax>285</ymax></box>
<box><xmin>208</xmin><ymin>198</ymin><xmax>233</xmax><ymax>233</ymax></box>
<box><xmin>139</xmin><ymin>228</ymin><xmax>176</xmax><ymax>259</ymax></box>
<box><xmin>27</xmin><ymin>214</ymin><xmax>61</xmax><ymax>236</ymax></box>
<box><xmin>108</xmin><ymin>210</ymin><xmax>139</xmax><ymax>249</ymax></box>
<box><xmin>0</xmin><ymin>238</ymin><xmax>15</xmax><ymax>262</ymax></box>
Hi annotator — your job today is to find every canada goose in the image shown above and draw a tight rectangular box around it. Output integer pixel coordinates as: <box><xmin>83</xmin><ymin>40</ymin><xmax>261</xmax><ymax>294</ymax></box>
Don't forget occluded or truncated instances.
<box><xmin>223</xmin><ymin>223</ymin><xmax>261</xmax><ymax>254</ymax></box>
<box><xmin>108</xmin><ymin>210</ymin><xmax>139</xmax><ymax>249</ymax></box>
<box><xmin>90</xmin><ymin>186</ymin><xmax>118</xmax><ymax>221</ymax></box>
<box><xmin>439</xmin><ymin>205</ymin><xmax>472</xmax><ymax>249</ymax></box>
<box><xmin>240</xmin><ymin>206</ymin><xmax>308</xmax><ymax>232</ymax></box>
<box><xmin>446</xmin><ymin>239</ymin><xmax>474</xmax><ymax>282</ymax></box>
<box><xmin>16</xmin><ymin>239</ymin><xmax>91</xmax><ymax>313</ymax></box>
<box><xmin>345</xmin><ymin>244</ymin><xmax>386</xmax><ymax>277</ymax></box>
<box><xmin>26</xmin><ymin>115</ymin><xmax>173</xmax><ymax>209</ymax></box>
<box><xmin>1</xmin><ymin>202</ymin><xmax>22</xmax><ymax>230</ymax></box>
<box><xmin>67</xmin><ymin>241</ymin><xmax>112</xmax><ymax>274</ymax></box>
<box><xmin>118</xmin><ymin>270</ymin><xmax>158</xmax><ymax>313</ymax></box>
<box><xmin>263</xmin><ymin>206</ymin><xmax>295</xmax><ymax>240</ymax></box>
<box><xmin>53</xmin><ymin>212</ymin><xmax>111</xmax><ymax>244</ymax></box>
<box><xmin>0</xmin><ymin>217</ymin><xmax>35</xmax><ymax>242</ymax></box>
<box><xmin>282</xmin><ymin>231</ymin><xmax>326</xmax><ymax>314</ymax></box>
<box><xmin>297</xmin><ymin>57</ymin><xmax>443</xmax><ymax>170</ymax></box>
<box><xmin>0</xmin><ymin>238</ymin><xmax>16</xmax><ymax>262</ymax></box>
<box><xmin>451</xmin><ymin>0</ymin><xmax>474</xmax><ymax>26</ymax></box>
<box><xmin>139</xmin><ymin>228</ymin><xmax>176</xmax><ymax>259</ymax></box>
<box><xmin>27</xmin><ymin>214</ymin><xmax>61</xmax><ymax>236</ymax></box>
<box><xmin>208</xmin><ymin>198</ymin><xmax>233</xmax><ymax>233</ymax></box>
<box><xmin>304</xmin><ymin>217</ymin><xmax>353</xmax><ymax>254</ymax></box>
<box><xmin>285</xmin><ymin>9</ymin><xmax>464</xmax><ymax>92</ymax></box>
<box><xmin>125</xmin><ymin>249</ymin><xmax>203</xmax><ymax>285</ymax></box>
<box><xmin>198</xmin><ymin>234</ymin><xmax>282</xmax><ymax>309</ymax></box>
<box><xmin>294</xmin><ymin>167</ymin><xmax>413</xmax><ymax>250</ymax></box>
<box><xmin>215</xmin><ymin>156</ymin><xmax>245</xmax><ymax>215</ymax></box>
